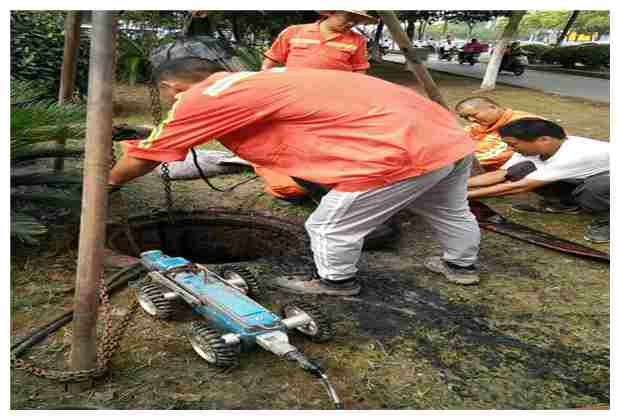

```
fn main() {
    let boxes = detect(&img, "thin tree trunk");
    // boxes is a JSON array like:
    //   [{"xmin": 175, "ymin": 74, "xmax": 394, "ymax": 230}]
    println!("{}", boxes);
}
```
[
  {"xmin": 555, "ymin": 11, "xmax": 580, "ymax": 46},
  {"xmin": 370, "ymin": 20, "xmax": 385, "ymax": 62},
  {"xmin": 55, "ymin": 11, "xmax": 82, "ymax": 172},
  {"xmin": 68, "ymin": 10, "xmax": 117, "ymax": 394},
  {"xmin": 231, "ymin": 15, "xmax": 245, "ymax": 46},
  {"xmin": 378, "ymin": 11, "xmax": 448, "ymax": 110},
  {"xmin": 480, "ymin": 11, "xmax": 526, "ymax": 91},
  {"xmin": 406, "ymin": 19, "xmax": 415, "ymax": 41},
  {"xmin": 441, "ymin": 20, "xmax": 448, "ymax": 35},
  {"xmin": 418, "ymin": 20, "xmax": 427, "ymax": 41}
]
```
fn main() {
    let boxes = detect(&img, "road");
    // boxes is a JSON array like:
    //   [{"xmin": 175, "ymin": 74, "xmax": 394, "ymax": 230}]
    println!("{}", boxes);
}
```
[{"xmin": 383, "ymin": 53, "xmax": 610, "ymax": 104}]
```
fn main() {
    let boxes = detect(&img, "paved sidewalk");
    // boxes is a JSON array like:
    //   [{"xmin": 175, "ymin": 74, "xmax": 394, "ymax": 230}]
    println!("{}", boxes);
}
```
[{"xmin": 384, "ymin": 53, "xmax": 610, "ymax": 104}]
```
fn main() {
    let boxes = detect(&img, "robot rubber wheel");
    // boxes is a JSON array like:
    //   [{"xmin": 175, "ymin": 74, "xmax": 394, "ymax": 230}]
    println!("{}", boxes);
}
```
[
  {"xmin": 138, "ymin": 280, "xmax": 175, "ymax": 320},
  {"xmin": 188, "ymin": 321, "xmax": 240, "ymax": 367},
  {"xmin": 281, "ymin": 300, "xmax": 334, "ymax": 343},
  {"xmin": 219, "ymin": 264, "xmax": 261, "ymax": 297}
]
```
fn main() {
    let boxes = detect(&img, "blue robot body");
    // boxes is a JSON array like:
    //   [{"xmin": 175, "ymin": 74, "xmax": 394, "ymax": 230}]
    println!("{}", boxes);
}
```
[{"xmin": 140, "ymin": 250, "xmax": 283, "ymax": 347}]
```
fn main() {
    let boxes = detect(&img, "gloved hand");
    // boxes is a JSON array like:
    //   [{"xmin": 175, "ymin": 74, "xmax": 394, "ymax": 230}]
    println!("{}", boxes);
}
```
[
  {"xmin": 112, "ymin": 124, "xmax": 153, "ymax": 141},
  {"xmin": 107, "ymin": 184, "xmax": 123, "ymax": 194}
]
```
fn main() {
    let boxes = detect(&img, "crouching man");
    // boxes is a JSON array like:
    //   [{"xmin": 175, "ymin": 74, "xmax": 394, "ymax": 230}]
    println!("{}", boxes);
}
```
[
  {"xmin": 109, "ymin": 58, "xmax": 481, "ymax": 295},
  {"xmin": 468, "ymin": 118, "xmax": 609, "ymax": 243}
]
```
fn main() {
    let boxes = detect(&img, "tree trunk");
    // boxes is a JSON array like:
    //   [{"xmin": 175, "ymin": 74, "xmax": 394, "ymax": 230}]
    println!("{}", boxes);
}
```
[
  {"xmin": 54, "ymin": 11, "xmax": 82, "ymax": 172},
  {"xmin": 378, "ymin": 11, "xmax": 449, "ymax": 110},
  {"xmin": 418, "ymin": 20, "xmax": 427, "ymax": 41},
  {"xmin": 480, "ymin": 11, "xmax": 526, "ymax": 91},
  {"xmin": 68, "ymin": 10, "xmax": 117, "ymax": 394},
  {"xmin": 467, "ymin": 22, "xmax": 475, "ymax": 38},
  {"xmin": 231, "ymin": 15, "xmax": 245, "ymax": 46},
  {"xmin": 406, "ymin": 19, "xmax": 415, "ymax": 41},
  {"xmin": 184, "ymin": 16, "xmax": 213, "ymax": 36},
  {"xmin": 370, "ymin": 20, "xmax": 385, "ymax": 62},
  {"xmin": 555, "ymin": 11, "xmax": 579, "ymax": 46},
  {"xmin": 441, "ymin": 20, "xmax": 448, "ymax": 36}
]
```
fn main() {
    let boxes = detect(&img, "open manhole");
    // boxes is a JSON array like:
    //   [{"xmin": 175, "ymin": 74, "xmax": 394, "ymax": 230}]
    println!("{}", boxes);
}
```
[{"xmin": 106, "ymin": 208, "xmax": 310, "ymax": 263}]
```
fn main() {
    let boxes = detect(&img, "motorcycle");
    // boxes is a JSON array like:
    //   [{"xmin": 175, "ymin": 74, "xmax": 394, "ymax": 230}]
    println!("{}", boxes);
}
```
[
  {"xmin": 438, "ymin": 46, "xmax": 458, "ymax": 61},
  {"xmin": 500, "ymin": 53, "xmax": 527, "ymax": 76},
  {"xmin": 457, "ymin": 49, "xmax": 481, "ymax": 65}
]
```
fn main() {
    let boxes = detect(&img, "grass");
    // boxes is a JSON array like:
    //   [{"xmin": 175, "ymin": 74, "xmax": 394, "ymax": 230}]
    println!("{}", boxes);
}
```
[{"xmin": 10, "ymin": 62, "xmax": 609, "ymax": 410}]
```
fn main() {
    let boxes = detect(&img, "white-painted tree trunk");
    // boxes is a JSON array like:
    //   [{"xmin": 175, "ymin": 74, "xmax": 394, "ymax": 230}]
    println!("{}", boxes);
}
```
[{"xmin": 480, "ymin": 11, "xmax": 526, "ymax": 91}]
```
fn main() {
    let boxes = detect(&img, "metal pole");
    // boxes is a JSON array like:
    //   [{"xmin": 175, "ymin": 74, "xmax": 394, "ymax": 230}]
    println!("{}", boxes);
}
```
[
  {"xmin": 55, "ymin": 11, "xmax": 83, "ymax": 172},
  {"xmin": 69, "ymin": 11, "xmax": 117, "ymax": 393},
  {"xmin": 378, "ymin": 11, "xmax": 449, "ymax": 110}
]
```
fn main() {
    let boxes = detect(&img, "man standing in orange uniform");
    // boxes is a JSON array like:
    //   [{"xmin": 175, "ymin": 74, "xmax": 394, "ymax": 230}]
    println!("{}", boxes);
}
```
[
  {"xmin": 109, "ymin": 58, "xmax": 481, "ymax": 295},
  {"xmin": 258, "ymin": 11, "xmax": 377, "ymax": 204}
]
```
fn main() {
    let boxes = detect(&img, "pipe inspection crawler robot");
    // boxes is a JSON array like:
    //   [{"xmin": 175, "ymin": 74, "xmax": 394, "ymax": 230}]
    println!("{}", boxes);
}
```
[{"xmin": 136, "ymin": 250, "xmax": 342, "ymax": 408}]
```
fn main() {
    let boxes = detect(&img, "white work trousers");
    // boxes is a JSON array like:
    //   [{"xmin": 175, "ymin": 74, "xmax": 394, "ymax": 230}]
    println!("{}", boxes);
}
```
[{"xmin": 305, "ymin": 155, "xmax": 480, "ymax": 281}]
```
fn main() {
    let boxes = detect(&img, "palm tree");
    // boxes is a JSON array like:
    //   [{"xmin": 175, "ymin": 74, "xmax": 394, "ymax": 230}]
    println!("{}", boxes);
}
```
[{"xmin": 11, "ymin": 79, "xmax": 86, "ymax": 243}]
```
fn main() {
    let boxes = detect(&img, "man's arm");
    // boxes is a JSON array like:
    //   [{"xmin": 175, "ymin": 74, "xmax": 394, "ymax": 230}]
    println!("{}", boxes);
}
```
[
  {"xmin": 468, "ymin": 169, "xmax": 507, "ymax": 188},
  {"xmin": 468, "ymin": 178, "xmax": 548, "ymax": 199},
  {"xmin": 109, "ymin": 155, "xmax": 161, "ymax": 186}
]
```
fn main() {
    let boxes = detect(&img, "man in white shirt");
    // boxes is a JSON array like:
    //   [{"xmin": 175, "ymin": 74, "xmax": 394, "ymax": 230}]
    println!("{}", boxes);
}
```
[{"xmin": 468, "ymin": 118, "xmax": 609, "ymax": 243}]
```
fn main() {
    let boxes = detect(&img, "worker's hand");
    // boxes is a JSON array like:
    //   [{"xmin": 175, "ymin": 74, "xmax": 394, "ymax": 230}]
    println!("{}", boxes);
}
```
[
  {"xmin": 112, "ymin": 124, "xmax": 153, "ymax": 141},
  {"xmin": 107, "ymin": 183, "xmax": 123, "ymax": 194}
]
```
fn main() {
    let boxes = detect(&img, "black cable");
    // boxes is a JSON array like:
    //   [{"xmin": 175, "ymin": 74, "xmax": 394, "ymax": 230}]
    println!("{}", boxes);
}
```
[
  {"xmin": 286, "ymin": 350, "xmax": 343, "ymax": 409},
  {"xmin": 190, "ymin": 147, "xmax": 258, "ymax": 193},
  {"xmin": 11, "ymin": 263, "xmax": 145, "ymax": 356}
]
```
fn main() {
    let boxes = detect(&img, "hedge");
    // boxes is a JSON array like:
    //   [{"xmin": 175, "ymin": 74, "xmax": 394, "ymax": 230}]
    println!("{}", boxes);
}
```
[
  {"xmin": 541, "ymin": 43, "xmax": 609, "ymax": 69},
  {"xmin": 520, "ymin": 44, "xmax": 552, "ymax": 64}
]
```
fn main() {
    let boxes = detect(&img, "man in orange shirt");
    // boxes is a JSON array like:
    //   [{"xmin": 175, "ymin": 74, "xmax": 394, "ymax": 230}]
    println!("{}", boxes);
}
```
[
  {"xmin": 110, "ymin": 58, "xmax": 481, "ymax": 295},
  {"xmin": 259, "ymin": 11, "xmax": 376, "ymax": 203},
  {"xmin": 262, "ymin": 10, "xmax": 374, "ymax": 73},
  {"xmin": 455, "ymin": 97, "xmax": 542, "ymax": 172}
]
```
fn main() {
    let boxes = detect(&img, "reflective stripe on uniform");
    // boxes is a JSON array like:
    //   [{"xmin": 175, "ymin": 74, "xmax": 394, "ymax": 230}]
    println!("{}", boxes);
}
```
[
  {"xmin": 290, "ymin": 38, "xmax": 321, "ymax": 45},
  {"xmin": 138, "ymin": 92, "xmax": 185, "ymax": 149},
  {"xmin": 325, "ymin": 41, "xmax": 357, "ymax": 52},
  {"xmin": 203, "ymin": 72, "xmax": 257, "ymax": 97}
]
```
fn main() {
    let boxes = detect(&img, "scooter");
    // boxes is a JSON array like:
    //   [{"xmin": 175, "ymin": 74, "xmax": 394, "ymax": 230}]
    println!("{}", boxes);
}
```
[
  {"xmin": 438, "ymin": 46, "xmax": 457, "ymax": 61},
  {"xmin": 500, "ymin": 53, "xmax": 527, "ymax": 76},
  {"xmin": 458, "ymin": 50, "xmax": 481, "ymax": 65}
]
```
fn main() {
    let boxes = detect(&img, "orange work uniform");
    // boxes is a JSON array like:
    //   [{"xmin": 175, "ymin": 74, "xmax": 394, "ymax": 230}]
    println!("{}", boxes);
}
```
[
  {"xmin": 124, "ymin": 68, "xmax": 473, "ymax": 193},
  {"xmin": 265, "ymin": 21, "xmax": 370, "ymax": 72},
  {"xmin": 466, "ymin": 109, "xmax": 542, "ymax": 171},
  {"xmin": 259, "ymin": 21, "xmax": 371, "ymax": 198}
]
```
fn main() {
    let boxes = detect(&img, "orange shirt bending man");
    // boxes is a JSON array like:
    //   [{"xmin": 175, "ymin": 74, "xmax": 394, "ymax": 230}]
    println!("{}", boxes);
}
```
[
  {"xmin": 455, "ymin": 97, "xmax": 542, "ymax": 172},
  {"xmin": 119, "ymin": 66, "xmax": 470, "ymax": 192},
  {"xmin": 110, "ymin": 58, "xmax": 479, "ymax": 293},
  {"xmin": 258, "ymin": 11, "xmax": 376, "ymax": 202}
]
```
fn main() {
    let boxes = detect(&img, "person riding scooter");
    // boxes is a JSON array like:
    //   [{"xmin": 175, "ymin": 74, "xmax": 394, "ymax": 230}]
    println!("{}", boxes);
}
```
[
  {"xmin": 458, "ymin": 38, "xmax": 487, "ymax": 65},
  {"xmin": 438, "ymin": 34, "xmax": 457, "ymax": 61},
  {"xmin": 500, "ymin": 41, "xmax": 526, "ymax": 75}
]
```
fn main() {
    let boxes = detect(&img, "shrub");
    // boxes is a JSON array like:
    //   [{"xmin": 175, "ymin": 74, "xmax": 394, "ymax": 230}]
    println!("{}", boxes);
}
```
[
  {"xmin": 541, "ymin": 44, "xmax": 609, "ymax": 69},
  {"xmin": 520, "ymin": 44, "xmax": 552, "ymax": 64},
  {"xmin": 11, "ymin": 11, "xmax": 90, "ymax": 98},
  {"xmin": 11, "ymin": 79, "xmax": 86, "ymax": 244}
]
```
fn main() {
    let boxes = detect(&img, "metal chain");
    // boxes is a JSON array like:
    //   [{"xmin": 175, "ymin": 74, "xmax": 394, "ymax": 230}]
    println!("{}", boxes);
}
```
[
  {"xmin": 11, "ymin": 279, "xmax": 140, "ymax": 383},
  {"xmin": 148, "ymin": 78, "xmax": 175, "ymax": 224},
  {"xmin": 145, "ymin": 11, "xmax": 175, "ymax": 224}
]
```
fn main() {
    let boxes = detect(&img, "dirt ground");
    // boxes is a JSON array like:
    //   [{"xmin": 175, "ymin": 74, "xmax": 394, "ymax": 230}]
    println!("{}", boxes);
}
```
[{"xmin": 10, "ymin": 62, "xmax": 609, "ymax": 410}]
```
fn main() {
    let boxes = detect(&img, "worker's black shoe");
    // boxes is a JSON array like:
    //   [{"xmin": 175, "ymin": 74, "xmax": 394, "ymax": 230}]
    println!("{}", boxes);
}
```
[
  {"xmin": 511, "ymin": 200, "xmax": 581, "ymax": 215},
  {"xmin": 272, "ymin": 273, "xmax": 361, "ymax": 296},
  {"xmin": 274, "ymin": 196, "xmax": 306, "ymax": 207},
  {"xmin": 584, "ymin": 214, "xmax": 610, "ymax": 244}
]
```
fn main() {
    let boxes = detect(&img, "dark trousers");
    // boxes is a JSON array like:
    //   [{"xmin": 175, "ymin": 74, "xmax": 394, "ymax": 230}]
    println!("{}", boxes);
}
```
[{"xmin": 506, "ymin": 161, "xmax": 609, "ymax": 214}]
